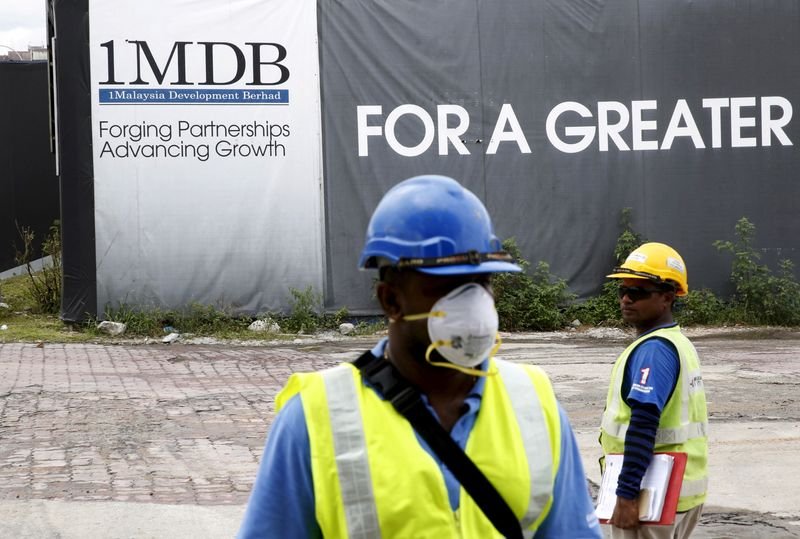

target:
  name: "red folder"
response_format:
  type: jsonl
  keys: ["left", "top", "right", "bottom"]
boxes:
{"left": 598, "top": 451, "right": 687, "bottom": 526}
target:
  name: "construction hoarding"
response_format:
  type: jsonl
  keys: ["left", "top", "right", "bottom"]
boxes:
{"left": 51, "top": 0, "right": 800, "bottom": 320}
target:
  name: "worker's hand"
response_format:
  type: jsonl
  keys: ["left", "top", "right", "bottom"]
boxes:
{"left": 609, "top": 495, "right": 640, "bottom": 529}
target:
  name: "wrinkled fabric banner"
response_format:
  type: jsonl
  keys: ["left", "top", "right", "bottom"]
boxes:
{"left": 88, "top": 0, "right": 324, "bottom": 316}
{"left": 59, "top": 0, "right": 800, "bottom": 319}
{"left": 320, "top": 0, "right": 800, "bottom": 312}
{"left": 0, "top": 63, "right": 58, "bottom": 274}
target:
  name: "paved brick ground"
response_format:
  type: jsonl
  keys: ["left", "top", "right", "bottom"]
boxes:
{"left": 0, "top": 343, "right": 340, "bottom": 505}
{"left": 2, "top": 336, "right": 799, "bottom": 538}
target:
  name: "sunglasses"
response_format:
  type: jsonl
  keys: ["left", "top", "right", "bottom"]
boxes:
{"left": 617, "top": 285, "right": 668, "bottom": 302}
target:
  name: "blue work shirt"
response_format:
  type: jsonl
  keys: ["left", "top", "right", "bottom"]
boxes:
{"left": 621, "top": 324, "right": 681, "bottom": 411}
{"left": 239, "top": 340, "right": 602, "bottom": 538}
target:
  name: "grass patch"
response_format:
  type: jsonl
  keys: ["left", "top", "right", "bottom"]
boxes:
{"left": 0, "top": 273, "right": 94, "bottom": 343}
{"left": 1, "top": 272, "right": 36, "bottom": 311}
{"left": 1, "top": 272, "right": 387, "bottom": 343}
{"left": 351, "top": 319, "right": 388, "bottom": 336}
{"left": 102, "top": 302, "right": 256, "bottom": 339}
{"left": 4, "top": 212, "right": 800, "bottom": 343}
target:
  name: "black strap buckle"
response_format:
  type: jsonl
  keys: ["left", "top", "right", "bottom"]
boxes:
{"left": 389, "top": 386, "right": 419, "bottom": 415}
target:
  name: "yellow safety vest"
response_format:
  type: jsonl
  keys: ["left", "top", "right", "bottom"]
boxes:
{"left": 600, "top": 325, "right": 708, "bottom": 511}
{"left": 276, "top": 358, "right": 562, "bottom": 538}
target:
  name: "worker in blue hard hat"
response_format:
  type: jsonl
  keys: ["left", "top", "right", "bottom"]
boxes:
{"left": 238, "top": 175, "right": 602, "bottom": 538}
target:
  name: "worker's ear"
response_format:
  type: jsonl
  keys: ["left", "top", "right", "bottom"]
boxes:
{"left": 664, "top": 289, "right": 677, "bottom": 311}
{"left": 376, "top": 281, "right": 402, "bottom": 322}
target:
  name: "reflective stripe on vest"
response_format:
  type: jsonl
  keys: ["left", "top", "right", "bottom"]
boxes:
{"left": 681, "top": 477, "right": 708, "bottom": 498}
{"left": 600, "top": 326, "right": 709, "bottom": 511}
{"left": 323, "top": 365, "right": 382, "bottom": 539}
{"left": 320, "top": 360, "right": 554, "bottom": 537}
{"left": 496, "top": 361, "right": 553, "bottom": 528}
{"left": 603, "top": 334, "right": 706, "bottom": 447}
{"left": 600, "top": 414, "right": 707, "bottom": 444}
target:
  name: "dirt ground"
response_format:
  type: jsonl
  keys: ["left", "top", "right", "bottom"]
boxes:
{"left": 306, "top": 326, "right": 800, "bottom": 537}
{"left": 491, "top": 326, "right": 800, "bottom": 538}
{"left": 0, "top": 326, "right": 798, "bottom": 537}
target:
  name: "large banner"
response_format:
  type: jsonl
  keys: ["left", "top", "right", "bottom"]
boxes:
{"left": 54, "top": 0, "right": 800, "bottom": 319}
{"left": 320, "top": 0, "right": 799, "bottom": 312}
{"left": 0, "top": 62, "right": 58, "bottom": 273}
{"left": 89, "top": 0, "right": 323, "bottom": 314}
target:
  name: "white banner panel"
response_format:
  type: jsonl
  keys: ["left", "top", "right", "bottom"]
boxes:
{"left": 89, "top": 0, "right": 323, "bottom": 314}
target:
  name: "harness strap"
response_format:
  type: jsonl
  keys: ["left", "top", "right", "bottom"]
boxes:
{"left": 354, "top": 350, "right": 523, "bottom": 539}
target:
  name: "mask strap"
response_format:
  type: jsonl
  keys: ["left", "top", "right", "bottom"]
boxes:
{"left": 402, "top": 310, "right": 445, "bottom": 322}
{"left": 488, "top": 332, "right": 502, "bottom": 358}
{"left": 423, "top": 334, "right": 501, "bottom": 378}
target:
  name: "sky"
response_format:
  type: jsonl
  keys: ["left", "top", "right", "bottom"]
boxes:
{"left": 0, "top": 2, "right": 47, "bottom": 52}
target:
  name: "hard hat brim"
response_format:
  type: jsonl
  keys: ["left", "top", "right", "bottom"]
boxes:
{"left": 416, "top": 260, "right": 522, "bottom": 275}
{"left": 607, "top": 270, "right": 688, "bottom": 296}
{"left": 606, "top": 271, "right": 643, "bottom": 279}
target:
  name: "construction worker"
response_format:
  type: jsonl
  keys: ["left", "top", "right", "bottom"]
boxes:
{"left": 600, "top": 242, "right": 708, "bottom": 538}
{"left": 238, "top": 175, "right": 601, "bottom": 538}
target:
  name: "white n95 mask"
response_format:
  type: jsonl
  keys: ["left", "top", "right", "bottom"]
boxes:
{"left": 403, "top": 282, "right": 501, "bottom": 377}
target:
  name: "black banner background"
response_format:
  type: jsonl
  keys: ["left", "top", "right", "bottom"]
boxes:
{"left": 0, "top": 62, "right": 58, "bottom": 274}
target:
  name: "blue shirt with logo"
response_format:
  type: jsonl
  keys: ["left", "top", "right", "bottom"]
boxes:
{"left": 621, "top": 326, "right": 680, "bottom": 410}
{"left": 614, "top": 324, "right": 682, "bottom": 500}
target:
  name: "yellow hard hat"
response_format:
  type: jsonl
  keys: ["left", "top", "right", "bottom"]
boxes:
{"left": 606, "top": 242, "right": 688, "bottom": 296}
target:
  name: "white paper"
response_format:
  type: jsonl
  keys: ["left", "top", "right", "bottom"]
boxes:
{"left": 595, "top": 454, "right": 674, "bottom": 522}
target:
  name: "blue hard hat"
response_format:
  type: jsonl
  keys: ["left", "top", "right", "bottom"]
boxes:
{"left": 358, "top": 175, "right": 521, "bottom": 275}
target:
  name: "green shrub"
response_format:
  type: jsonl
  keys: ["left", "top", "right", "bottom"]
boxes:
{"left": 104, "top": 301, "right": 252, "bottom": 336}
{"left": 353, "top": 318, "right": 387, "bottom": 335}
{"left": 276, "top": 286, "right": 351, "bottom": 333}
{"left": 613, "top": 208, "right": 644, "bottom": 266}
{"left": 103, "top": 303, "right": 165, "bottom": 335}
{"left": 278, "top": 286, "right": 323, "bottom": 333}
{"left": 675, "top": 288, "right": 726, "bottom": 326}
{"left": 567, "top": 281, "right": 622, "bottom": 326}
{"left": 102, "top": 287, "right": 356, "bottom": 338}
{"left": 774, "top": 259, "right": 800, "bottom": 324}
{"left": 714, "top": 217, "right": 800, "bottom": 326}
{"left": 178, "top": 302, "right": 251, "bottom": 333}
{"left": 494, "top": 238, "right": 575, "bottom": 331}
{"left": 323, "top": 306, "right": 350, "bottom": 330}
{"left": 14, "top": 221, "right": 62, "bottom": 315}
